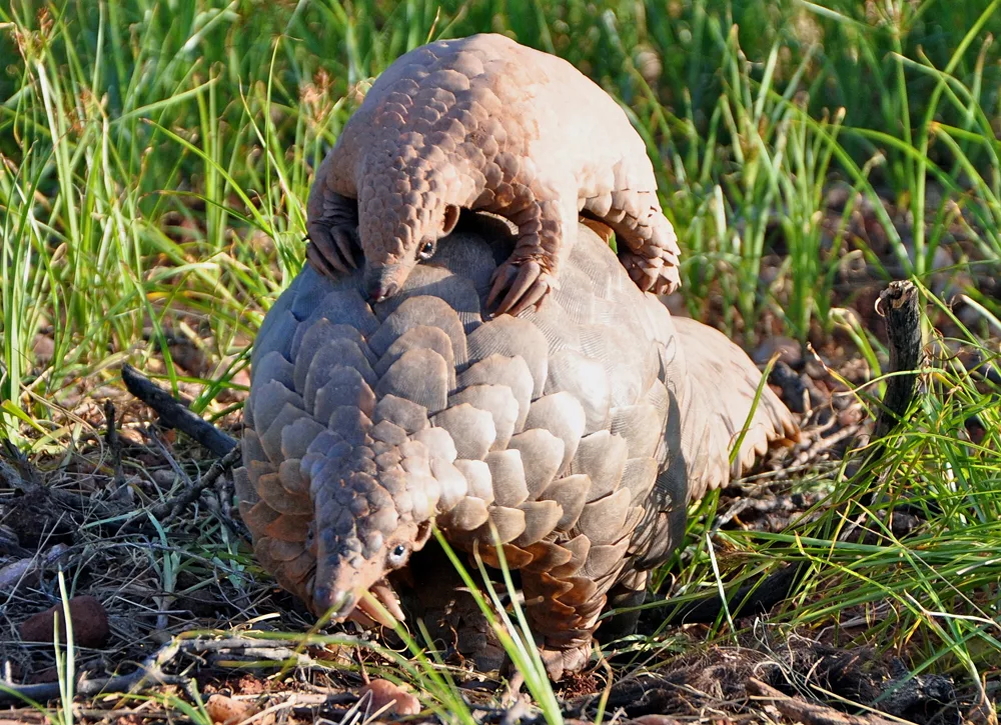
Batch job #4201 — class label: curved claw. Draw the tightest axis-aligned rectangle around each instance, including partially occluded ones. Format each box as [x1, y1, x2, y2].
[507, 276, 550, 316]
[331, 227, 357, 270]
[621, 252, 678, 296]
[356, 596, 396, 629]
[487, 259, 552, 316]
[344, 581, 405, 630]
[648, 277, 675, 295]
[346, 606, 378, 629]
[620, 252, 657, 293]
[487, 263, 518, 310]
[369, 580, 406, 622]
[306, 224, 358, 279]
[306, 240, 346, 278]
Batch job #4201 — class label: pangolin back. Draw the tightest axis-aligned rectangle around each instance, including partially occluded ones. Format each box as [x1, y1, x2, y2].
[239, 216, 796, 675]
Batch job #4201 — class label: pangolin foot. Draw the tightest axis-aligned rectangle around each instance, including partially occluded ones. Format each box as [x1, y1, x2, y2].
[498, 643, 591, 695]
[621, 251, 677, 296]
[306, 223, 359, 278]
[486, 257, 554, 316]
[538, 643, 592, 681]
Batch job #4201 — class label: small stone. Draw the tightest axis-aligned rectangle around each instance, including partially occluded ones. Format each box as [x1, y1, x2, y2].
[0, 524, 22, 555]
[0, 544, 69, 595]
[359, 678, 421, 716]
[473, 643, 507, 673]
[752, 336, 802, 367]
[19, 595, 110, 648]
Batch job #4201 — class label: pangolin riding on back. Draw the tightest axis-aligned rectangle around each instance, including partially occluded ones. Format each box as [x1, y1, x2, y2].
[306, 33, 682, 314]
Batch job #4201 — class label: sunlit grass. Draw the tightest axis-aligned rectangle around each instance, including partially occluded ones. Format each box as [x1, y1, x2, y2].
[635, 296, 1001, 704]
[2, 1, 999, 424]
[2, 0, 1000, 720]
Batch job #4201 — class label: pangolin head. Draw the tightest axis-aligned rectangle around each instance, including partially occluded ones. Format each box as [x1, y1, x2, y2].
[357, 171, 461, 303]
[303, 426, 449, 625]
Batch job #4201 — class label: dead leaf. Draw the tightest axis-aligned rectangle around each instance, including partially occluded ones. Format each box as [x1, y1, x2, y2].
[359, 678, 421, 716]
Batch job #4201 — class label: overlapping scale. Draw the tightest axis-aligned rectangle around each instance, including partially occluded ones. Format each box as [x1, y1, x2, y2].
[241, 219, 797, 674]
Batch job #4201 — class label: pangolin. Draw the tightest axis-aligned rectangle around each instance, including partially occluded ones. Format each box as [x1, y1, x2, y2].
[238, 216, 797, 678]
[306, 33, 681, 315]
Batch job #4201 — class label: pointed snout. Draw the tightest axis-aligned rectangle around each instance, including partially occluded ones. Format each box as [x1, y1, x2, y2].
[313, 585, 357, 620]
[366, 279, 400, 304]
[364, 263, 411, 304]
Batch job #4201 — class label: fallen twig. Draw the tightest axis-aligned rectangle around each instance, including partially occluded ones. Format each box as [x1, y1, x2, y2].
[104, 399, 124, 486]
[121, 364, 237, 456]
[0, 640, 187, 706]
[0, 635, 352, 706]
[119, 364, 242, 533]
[747, 678, 903, 725]
[121, 446, 242, 534]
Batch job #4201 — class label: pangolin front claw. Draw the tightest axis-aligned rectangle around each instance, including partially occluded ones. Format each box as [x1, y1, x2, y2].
[306, 223, 359, 278]
[486, 258, 553, 316]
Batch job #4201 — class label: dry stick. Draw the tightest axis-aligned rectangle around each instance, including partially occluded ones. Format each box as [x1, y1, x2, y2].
[104, 399, 124, 486]
[120, 364, 241, 532]
[0, 636, 331, 706]
[120, 364, 237, 456]
[746, 678, 904, 725]
[849, 281, 922, 509]
[660, 281, 923, 626]
[0, 641, 185, 706]
[121, 446, 243, 534]
[871, 282, 922, 441]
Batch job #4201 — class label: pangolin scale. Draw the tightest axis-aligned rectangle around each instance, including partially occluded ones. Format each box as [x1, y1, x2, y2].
[306, 33, 682, 314]
[238, 217, 797, 678]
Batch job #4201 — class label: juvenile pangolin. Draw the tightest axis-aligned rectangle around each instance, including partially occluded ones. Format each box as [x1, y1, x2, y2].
[238, 216, 797, 679]
[306, 33, 681, 315]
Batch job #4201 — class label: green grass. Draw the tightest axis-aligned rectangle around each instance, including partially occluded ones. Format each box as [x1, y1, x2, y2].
[2, 0, 1000, 424]
[2, 0, 1001, 721]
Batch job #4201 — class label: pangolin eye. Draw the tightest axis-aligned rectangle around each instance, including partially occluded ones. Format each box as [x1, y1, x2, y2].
[387, 543, 409, 568]
[417, 240, 436, 261]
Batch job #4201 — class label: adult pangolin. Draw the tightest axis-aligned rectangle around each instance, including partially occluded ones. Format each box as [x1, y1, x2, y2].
[238, 216, 797, 678]
[306, 33, 681, 315]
